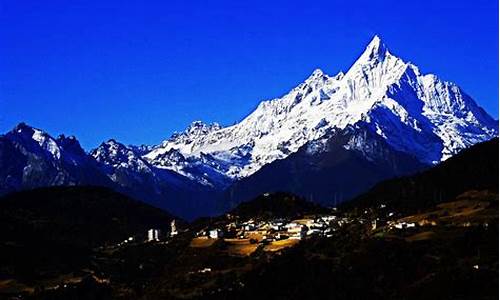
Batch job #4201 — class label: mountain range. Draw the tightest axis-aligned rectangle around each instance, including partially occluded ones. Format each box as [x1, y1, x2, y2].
[1, 136, 497, 299]
[0, 36, 497, 219]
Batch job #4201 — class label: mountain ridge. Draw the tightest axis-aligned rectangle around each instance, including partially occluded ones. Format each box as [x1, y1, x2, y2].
[143, 35, 497, 180]
[344, 137, 499, 212]
[0, 124, 222, 219]
[0, 35, 497, 219]
[222, 122, 428, 209]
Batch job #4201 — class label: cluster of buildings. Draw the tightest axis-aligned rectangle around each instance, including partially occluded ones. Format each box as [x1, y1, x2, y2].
[146, 219, 179, 242]
[387, 221, 416, 230]
[147, 228, 161, 242]
[197, 214, 348, 242]
[107, 219, 179, 249]
[365, 203, 440, 232]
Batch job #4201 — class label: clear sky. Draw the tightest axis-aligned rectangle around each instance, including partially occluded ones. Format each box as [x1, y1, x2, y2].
[1, 0, 498, 150]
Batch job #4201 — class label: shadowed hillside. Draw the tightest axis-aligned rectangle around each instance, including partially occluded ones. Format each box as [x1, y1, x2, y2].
[0, 186, 177, 286]
[345, 138, 499, 212]
[230, 192, 330, 220]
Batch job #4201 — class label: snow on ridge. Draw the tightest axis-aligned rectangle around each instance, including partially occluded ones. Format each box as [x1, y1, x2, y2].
[31, 128, 62, 159]
[9, 123, 63, 160]
[5, 36, 497, 190]
[141, 35, 497, 181]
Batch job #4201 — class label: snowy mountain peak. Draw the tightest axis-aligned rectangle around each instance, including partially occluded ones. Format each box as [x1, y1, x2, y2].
[90, 139, 155, 176]
[93, 139, 129, 158]
[140, 35, 497, 182]
[128, 144, 153, 156]
[95, 139, 152, 158]
[7, 123, 63, 160]
[103, 139, 121, 146]
[186, 121, 222, 134]
[359, 35, 388, 62]
[302, 69, 331, 89]
[309, 68, 324, 78]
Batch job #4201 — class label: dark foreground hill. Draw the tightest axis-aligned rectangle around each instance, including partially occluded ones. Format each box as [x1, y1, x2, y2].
[0, 186, 176, 287]
[345, 138, 499, 212]
[190, 192, 331, 233]
[0, 186, 176, 247]
[229, 192, 330, 220]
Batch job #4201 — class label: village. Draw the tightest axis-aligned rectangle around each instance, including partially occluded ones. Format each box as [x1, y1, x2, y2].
[187, 193, 494, 256]
[108, 210, 415, 251]
[109, 191, 493, 257]
[186, 205, 416, 255]
[9, 192, 493, 299]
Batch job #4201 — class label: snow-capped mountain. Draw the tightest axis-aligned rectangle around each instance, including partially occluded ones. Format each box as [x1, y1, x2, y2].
[91, 139, 210, 192]
[90, 139, 221, 218]
[0, 35, 497, 219]
[0, 123, 113, 192]
[0, 125, 223, 219]
[144, 121, 241, 183]
[223, 122, 428, 209]
[144, 35, 497, 180]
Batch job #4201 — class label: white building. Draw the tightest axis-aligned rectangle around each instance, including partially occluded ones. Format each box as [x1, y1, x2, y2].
[307, 229, 322, 236]
[391, 222, 416, 230]
[244, 223, 256, 231]
[287, 223, 307, 240]
[147, 229, 160, 242]
[321, 216, 336, 222]
[170, 219, 178, 237]
[209, 229, 224, 239]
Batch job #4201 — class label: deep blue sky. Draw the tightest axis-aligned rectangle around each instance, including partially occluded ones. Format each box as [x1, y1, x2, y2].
[1, 0, 498, 149]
